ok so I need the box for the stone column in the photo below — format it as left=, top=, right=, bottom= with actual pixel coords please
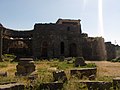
left=0, top=25, right=3, bottom=61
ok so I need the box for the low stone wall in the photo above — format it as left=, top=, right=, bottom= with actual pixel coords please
left=75, top=81, right=112, bottom=90
left=113, top=77, right=120, bottom=90
left=0, top=83, right=24, bottom=90
left=39, top=82, right=63, bottom=90
left=70, top=68, right=97, bottom=79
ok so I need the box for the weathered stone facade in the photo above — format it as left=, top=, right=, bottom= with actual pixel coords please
left=0, top=24, right=2, bottom=61
left=82, top=33, right=107, bottom=60
left=105, top=42, right=116, bottom=60
left=33, top=19, right=82, bottom=58
left=0, top=19, right=119, bottom=60
left=105, top=42, right=120, bottom=60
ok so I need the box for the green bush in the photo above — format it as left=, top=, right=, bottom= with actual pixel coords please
left=3, top=54, right=16, bottom=62
left=111, top=57, right=120, bottom=62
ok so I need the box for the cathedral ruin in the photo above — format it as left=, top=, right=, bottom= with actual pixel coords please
left=0, top=19, right=119, bottom=61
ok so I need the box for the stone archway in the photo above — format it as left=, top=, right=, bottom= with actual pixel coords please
left=69, top=43, right=77, bottom=57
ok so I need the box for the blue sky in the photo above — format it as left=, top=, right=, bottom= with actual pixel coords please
left=0, top=0, right=120, bottom=44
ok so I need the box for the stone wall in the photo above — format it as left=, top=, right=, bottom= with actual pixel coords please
left=115, top=45, right=120, bottom=58
left=0, top=83, right=24, bottom=90
left=105, top=42, right=117, bottom=60
left=0, top=19, right=119, bottom=60
left=82, top=34, right=107, bottom=60
left=2, top=28, right=33, bottom=57
left=33, top=19, right=82, bottom=58
left=0, top=24, right=3, bottom=61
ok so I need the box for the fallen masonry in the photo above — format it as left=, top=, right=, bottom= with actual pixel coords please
left=70, top=68, right=97, bottom=79
left=53, top=70, right=67, bottom=83
left=39, top=82, right=63, bottom=90
left=74, top=57, right=86, bottom=67
left=0, top=72, right=7, bottom=77
left=74, top=81, right=112, bottom=90
left=15, top=58, right=36, bottom=76
left=113, top=77, right=120, bottom=90
left=0, top=83, right=24, bottom=90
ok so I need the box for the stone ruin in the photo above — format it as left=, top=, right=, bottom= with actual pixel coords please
left=105, top=42, right=117, bottom=60
left=15, top=58, right=36, bottom=76
left=74, top=57, right=86, bottom=67
left=75, top=81, right=112, bottom=90
left=53, top=70, right=67, bottom=83
left=70, top=68, right=97, bottom=79
left=39, top=70, right=67, bottom=90
left=0, top=72, right=7, bottom=77
left=1, top=19, right=120, bottom=61
left=113, top=77, right=120, bottom=90
left=82, top=33, right=107, bottom=60
left=39, top=82, right=63, bottom=90
left=0, top=83, right=24, bottom=90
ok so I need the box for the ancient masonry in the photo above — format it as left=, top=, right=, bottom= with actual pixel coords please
left=0, top=19, right=119, bottom=60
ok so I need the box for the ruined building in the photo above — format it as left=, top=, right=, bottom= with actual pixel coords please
left=0, top=19, right=118, bottom=60
left=82, top=33, right=106, bottom=60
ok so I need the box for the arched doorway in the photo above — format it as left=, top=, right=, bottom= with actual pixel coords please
left=69, top=43, right=77, bottom=57
left=60, top=42, right=64, bottom=55
left=41, top=42, right=48, bottom=57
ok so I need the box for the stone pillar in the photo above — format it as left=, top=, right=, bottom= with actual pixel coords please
left=0, top=25, right=3, bottom=61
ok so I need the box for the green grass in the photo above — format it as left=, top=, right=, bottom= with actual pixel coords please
left=0, top=62, right=8, bottom=68
left=3, top=54, right=16, bottom=62
left=0, top=58, right=117, bottom=90
left=80, top=63, right=97, bottom=68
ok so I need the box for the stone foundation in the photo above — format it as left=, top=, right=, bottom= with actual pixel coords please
left=53, top=70, right=67, bottom=83
left=113, top=77, right=120, bottom=90
left=75, top=81, right=112, bottom=90
left=70, top=68, right=97, bottom=79
left=39, top=82, right=63, bottom=90
left=0, top=83, right=24, bottom=90
left=15, top=58, right=35, bottom=76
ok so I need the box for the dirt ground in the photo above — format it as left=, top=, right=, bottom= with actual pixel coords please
left=86, top=61, right=120, bottom=77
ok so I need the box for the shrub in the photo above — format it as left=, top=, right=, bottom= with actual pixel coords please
left=3, top=54, right=16, bottom=62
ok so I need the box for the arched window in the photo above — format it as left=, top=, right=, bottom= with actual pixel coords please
left=60, top=42, right=64, bottom=55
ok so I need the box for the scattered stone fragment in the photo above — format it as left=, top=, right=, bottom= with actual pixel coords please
left=39, top=82, right=63, bottom=90
left=74, top=57, right=86, bottom=67
left=0, top=83, right=24, bottom=90
left=75, top=81, right=112, bottom=90
left=48, top=67, right=58, bottom=72
left=28, top=71, right=38, bottom=80
left=15, top=58, right=36, bottom=76
left=89, top=74, right=96, bottom=80
left=0, top=72, right=7, bottom=77
left=70, top=68, right=97, bottom=79
left=53, top=70, right=67, bottom=83
left=113, top=77, right=120, bottom=90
